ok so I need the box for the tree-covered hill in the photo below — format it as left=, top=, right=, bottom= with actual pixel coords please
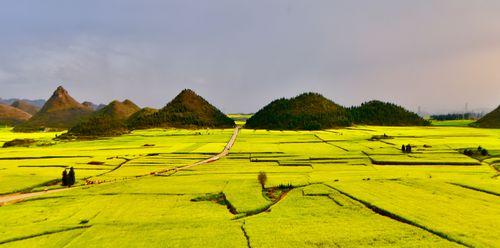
left=245, top=92, right=351, bottom=130
left=349, top=100, right=429, bottom=126
left=67, top=100, right=140, bottom=137
left=472, top=105, right=500, bottom=128
left=127, top=89, right=235, bottom=129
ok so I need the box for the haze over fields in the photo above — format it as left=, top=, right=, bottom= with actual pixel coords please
left=1, top=1, right=499, bottom=114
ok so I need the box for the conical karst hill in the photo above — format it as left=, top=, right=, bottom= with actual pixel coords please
left=473, top=105, right=500, bottom=128
left=67, top=99, right=140, bottom=137
left=0, top=103, right=32, bottom=126
left=349, top=100, right=430, bottom=126
left=127, top=89, right=235, bottom=129
left=245, top=92, right=351, bottom=130
left=14, top=86, right=93, bottom=132
left=11, top=100, right=40, bottom=115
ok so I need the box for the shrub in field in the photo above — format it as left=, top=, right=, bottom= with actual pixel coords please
left=481, top=149, right=488, bottom=156
left=258, top=172, right=267, bottom=189
left=403, top=144, right=412, bottom=153
left=463, top=146, right=489, bottom=157
left=2, top=138, right=36, bottom=148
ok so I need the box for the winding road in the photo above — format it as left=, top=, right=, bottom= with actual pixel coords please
left=0, top=127, right=240, bottom=206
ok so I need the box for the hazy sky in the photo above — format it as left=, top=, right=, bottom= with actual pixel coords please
left=1, top=0, right=499, bottom=114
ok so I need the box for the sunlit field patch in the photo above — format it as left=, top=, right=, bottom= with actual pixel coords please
left=0, top=125, right=498, bottom=247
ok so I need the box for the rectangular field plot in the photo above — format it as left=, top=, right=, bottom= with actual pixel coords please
left=369, top=153, right=481, bottom=165
left=243, top=188, right=458, bottom=247
left=328, top=179, right=500, bottom=247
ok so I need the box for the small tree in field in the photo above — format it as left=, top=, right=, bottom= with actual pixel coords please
left=405, top=144, right=412, bottom=153
left=61, top=170, right=68, bottom=186
left=258, top=171, right=267, bottom=189
left=481, top=149, right=488, bottom=156
left=67, top=167, right=76, bottom=186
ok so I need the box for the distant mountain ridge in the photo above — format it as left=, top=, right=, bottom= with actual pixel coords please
left=83, top=101, right=106, bottom=111
left=0, top=103, right=32, bottom=126
left=0, top=98, right=45, bottom=108
left=10, top=100, right=40, bottom=115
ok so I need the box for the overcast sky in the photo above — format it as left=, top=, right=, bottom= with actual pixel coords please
left=0, top=0, right=499, bottom=114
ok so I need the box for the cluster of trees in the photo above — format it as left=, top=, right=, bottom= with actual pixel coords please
left=430, top=113, right=482, bottom=121
left=463, top=146, right=488, bottom=156
left=61, top=167, right=75, bottom=187
left=245, top=93, right=351, bottom=130
left=401, top=144, right=412, bottom=153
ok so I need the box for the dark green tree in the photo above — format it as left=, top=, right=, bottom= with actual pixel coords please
left=405, top=144, right=412, bottom=153
left=68, top=167, right=75, bottom=186
left=61, top=170, right=68, bottom=186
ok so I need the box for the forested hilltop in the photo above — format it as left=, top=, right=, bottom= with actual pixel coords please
left=472, top=105, right=500, bottom=128
left=127, top=89, right=235, bottom=129
left=66, top=100, right=140, bottom=137
left=349, top=100, right=430, bottom=126
left=245, top=92, right=351, bottom=130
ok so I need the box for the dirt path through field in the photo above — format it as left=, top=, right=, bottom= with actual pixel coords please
left=0, top=127, right=240, bottom=206
left=0, top=188, right=70, bottom=206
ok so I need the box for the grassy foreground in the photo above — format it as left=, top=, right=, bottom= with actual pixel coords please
left=0, top=126, right=499, bottom=247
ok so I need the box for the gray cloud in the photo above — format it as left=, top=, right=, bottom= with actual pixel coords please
left=0, top=0, right=499, bottom=113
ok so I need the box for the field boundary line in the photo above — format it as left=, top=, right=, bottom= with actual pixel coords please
left=314, top=134, right=349, bottom=151
left=240, top=222, right=252, bottom=248
left=0, top=225, right=91, bottom=245
left=323, top=183, right=472, bottom=248
left=447, top=182, right=499, bottom=197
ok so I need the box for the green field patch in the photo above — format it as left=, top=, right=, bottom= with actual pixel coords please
left=369, top=153, right=481, bottom=166
left=328, top=179, right=500, bottom=247
left=0, top=156, right=92, bottom=160
left=277, top=160, right=312, bottom=167
left=17, top=165, right=68, bottom=168
left=243, top=188, right=457, bottom=247
left=223, top=180, right=271, bottom=214
left=448, top=182, right=500, bottom=196
left=0, top=126, right=499, bottom=246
